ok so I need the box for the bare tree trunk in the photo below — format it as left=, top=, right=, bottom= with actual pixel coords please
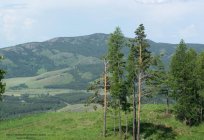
left=133, top=83, right=136, bottom=140
left=137, top=44, right=142, bottom=140
left=103, top=104, right=107, bottom=137
left=137, top=73, right=141, bottom=140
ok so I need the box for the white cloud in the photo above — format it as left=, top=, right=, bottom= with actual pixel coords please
left=134, top=0, right=169, bottom=4
left=0, top=0, right=204, bottom=46
left=179, top=24, right=198, bottom=39
left=1, top=9, right=18, bottom=40
left=23, top=18, right=36, bottom=29
left=133, top=0, right=195, bottom=4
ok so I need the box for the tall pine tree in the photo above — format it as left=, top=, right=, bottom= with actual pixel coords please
left=128, top=24, right=151, bottom=140
left=107, top=27, right=125, bottom=139
left=170, top=40, right=201, bottom=125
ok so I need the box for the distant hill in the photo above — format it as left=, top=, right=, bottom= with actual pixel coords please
left=0, top=33, right=204, bottom=90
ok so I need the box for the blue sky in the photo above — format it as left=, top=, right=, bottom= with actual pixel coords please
left=0, top=0, right=203, bottom=47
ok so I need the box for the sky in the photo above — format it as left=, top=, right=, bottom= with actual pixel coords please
left=0, top=0, right=203, bottom=48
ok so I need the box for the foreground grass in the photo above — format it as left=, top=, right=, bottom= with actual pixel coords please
left=0, top=104, right=204, bottom=140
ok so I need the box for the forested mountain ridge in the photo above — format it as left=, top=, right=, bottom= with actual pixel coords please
left=0, top=33, right=108, bottom=78
left=0, top=33, right=204, bottom=89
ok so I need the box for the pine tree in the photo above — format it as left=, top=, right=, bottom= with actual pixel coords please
left=128, top=24, right=151, bottom=140
left=152, top=54, right=171, bottom=114
left=120, top=81, right=131, bottom=139
left=126, top=41, right=138, bottom=140
left=107, top=27, right=125, bottom=139
left=170, top=40, right=201, bottom=125
left=195, top=52, right=204, bottom=122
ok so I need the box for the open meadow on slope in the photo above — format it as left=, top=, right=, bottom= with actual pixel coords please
left=1, top=104, right=204, bottom=140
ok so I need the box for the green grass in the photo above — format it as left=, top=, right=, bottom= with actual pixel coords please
left=4, top=62, right=103, bottom=90
left=57, top=104, right=102, bottom=112
left=4, top=68, right=74, bottom=90
left=1, top=104, right=204, bottom=140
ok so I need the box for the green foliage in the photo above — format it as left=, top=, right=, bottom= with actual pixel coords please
left=37, top=68, right=47, bottom=75
left=0, top=56, right=6, bottom=101
left=107, top=27, right=125, bottom=97
left=126, top=41, right=137, bottom=100
left=107, top=27, right=127, bottom=108
left=170, top=40, right=204, bottom=125
left=134, top=24, right=151, bottom=71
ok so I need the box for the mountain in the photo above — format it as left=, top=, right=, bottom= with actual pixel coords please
left=0, top=33, right=204, bottom=90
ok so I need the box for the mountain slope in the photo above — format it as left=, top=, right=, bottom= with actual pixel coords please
left=0, top=33, right=204, bottom=90
left=0, top=33, right=107, bottom=78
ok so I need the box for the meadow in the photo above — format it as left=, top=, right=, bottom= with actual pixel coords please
left=0, top=104, right=204, bottom=140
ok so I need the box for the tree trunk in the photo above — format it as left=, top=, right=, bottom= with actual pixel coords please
left=133, top=82, right=136, bottom=140
left=201, top=100, right=203, bottom=122
left=103, top=61, right=108, bottom=137
left=118, top=102, right=122, bottom=140
left=166, top=92, right=169, bottom=115
left=114, top=108, right=116, bottom=136
left=103, top=105, right=107, bottom=137
left=137, top=73, right=141, bottom=140
left=125, top=111, right=128, bottom=140
left=137, top=44, right=142, bottom=140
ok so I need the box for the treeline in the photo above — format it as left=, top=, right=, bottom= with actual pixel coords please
left=88, top=24, right=204, bottom=140
left=0, top=92, right=91, bottom=120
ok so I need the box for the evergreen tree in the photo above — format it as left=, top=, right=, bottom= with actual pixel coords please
left=128, top=24, right=151, bottom=140
left=107, top=27, right=126, bottom=139
left=170, top=40, right=201, bottom=125
left=152, top=54, right=171, bottom=114
left=195, top=52, right=204, bottom=121
left=120, top=81, right=131, bottom=139
left=126, top=39, right=138, bottom=140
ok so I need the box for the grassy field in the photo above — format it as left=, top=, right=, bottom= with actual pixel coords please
left=4, top=62, right=103, bottom=90
left=4, top=68, right=75, bottom=90
left=1, top=104, right=204, bottom=140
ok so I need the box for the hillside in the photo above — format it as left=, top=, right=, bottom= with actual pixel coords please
left=0, top=104, right=204, bottom=140
left=1, top=33, right=204, bottom=90
left=0, top=33, right=108, bottom=78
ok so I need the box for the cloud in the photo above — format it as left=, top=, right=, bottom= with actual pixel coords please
left=133, top=0, right=195, bottom=4
left=1, top=10, right=18, bottom=40
left=179, top=24, right=198, bottom=39
left=0, top=0, right=204, bottom=47
left=0, top=2, right=36, bottom=44
left=0, top=3, right=27, bottom=9
left=134, top=0, right=169, bottom=4
left=23, top=18, right=36, bottom=29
